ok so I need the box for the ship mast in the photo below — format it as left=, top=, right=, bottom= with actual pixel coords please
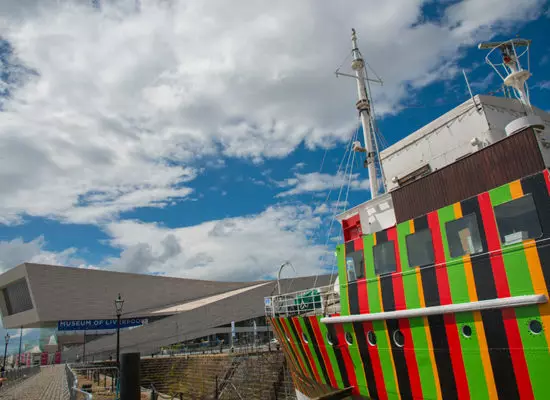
left=336, top=29, right=382, bottom=199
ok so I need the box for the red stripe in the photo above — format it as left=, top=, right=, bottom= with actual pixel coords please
left=292, top=317, right=321, bottom=382
left=354, top=238, right=370, bottom=313
left=428, top=211, right=470, bottom=399
left=544, top=169, right=550, bottom=194
left=478, top=193, right=534, bottom=398
left=387, top=227, right=423, bottom=399
left=478, top=193, right=510, bottom=297
left=309, top=316, right=337, bottom=388
left=334, top=323, right=359, bottom=395
left=363, top=321, right=388, bottom=400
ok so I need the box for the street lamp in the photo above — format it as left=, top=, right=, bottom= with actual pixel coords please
left=114, top=293, right=124, bottom=366
left=3, top=332, right=10, bottom=374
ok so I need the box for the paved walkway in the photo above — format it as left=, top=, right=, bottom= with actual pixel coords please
left=0, top=365, right=70, bottom=400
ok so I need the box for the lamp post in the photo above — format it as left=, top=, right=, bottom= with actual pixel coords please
left=17, top=327, right=22, bottom=369
left=3, top=332, right=10, bottom=374
left=114, top=293, right=124, bottom=366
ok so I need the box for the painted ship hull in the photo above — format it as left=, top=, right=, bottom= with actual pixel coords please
left=269, top=169, right=550, bottom=399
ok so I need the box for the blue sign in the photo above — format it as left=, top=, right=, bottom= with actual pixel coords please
left=57, top=318, right=147, bottom=331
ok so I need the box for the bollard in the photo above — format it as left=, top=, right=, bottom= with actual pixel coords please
left=120, top=352, right=140, bottom=400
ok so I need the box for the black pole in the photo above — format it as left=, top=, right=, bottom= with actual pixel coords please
left=120, top=352, right=140, bottom=400
left=83, top=329, right=86, bottom=363
left=116, top=315, right=121, bottom=366
left=17, top=327, right=22, bottom=369
left=2, top=339, right=8, bottom=372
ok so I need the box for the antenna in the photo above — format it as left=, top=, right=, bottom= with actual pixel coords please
left=335, top=29, right=384, bottom=199
left=478, top=38, right=532, bottom=111
left=478, top=38, right=544, bottom=135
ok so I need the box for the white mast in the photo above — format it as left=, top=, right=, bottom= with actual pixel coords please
left=350, top=29, right=379, bottom=198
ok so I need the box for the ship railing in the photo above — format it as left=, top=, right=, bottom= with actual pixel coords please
left=264, top=285, right=340, bottom=318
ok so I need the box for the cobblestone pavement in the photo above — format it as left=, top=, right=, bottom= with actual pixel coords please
left=0, top=365, right=70, bottom=400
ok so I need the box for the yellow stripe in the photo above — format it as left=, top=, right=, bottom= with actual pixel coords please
left=524, top=240, right=550, bottom=347
left=473, top=311, right=498, bottom=399
left=416, top=267, right=442, bottom=399
left=409, top=220, right=415, bottom=234
left=463, top=256, right=478, bottom=302
left=509, top=180, right=523, bottom=199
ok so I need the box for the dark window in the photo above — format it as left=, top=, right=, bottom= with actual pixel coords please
left=373, top=241, right=397, bottom=275
left=406, top=229, right=435, bottom=268
left=346, top=250, right=365, bottom=281
left=494, top=194, right=542, bottom=245
left=445, top=213, right=484, bottom=258
left=2, top=279, right=33, bottom=315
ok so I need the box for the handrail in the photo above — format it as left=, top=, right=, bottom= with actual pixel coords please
left=66, top=364, right=93, bottom=400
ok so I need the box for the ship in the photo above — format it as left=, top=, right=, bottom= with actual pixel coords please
left=265, top=29, right=550, bottom=400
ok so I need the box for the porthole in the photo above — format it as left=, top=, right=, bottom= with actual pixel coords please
left=529, top=320, right=543, bottom=335
left=462, top=325, right=472, bottom=338
left=326, top=332, right=334, bottom=345
left=393, top=330, right=405, bottom=347
left=345, top=332, right=354, bottom=345
left=367, top=331, right=377, bottom=346
left=302, top=333, right=309, bottom=343
left=285, top=333, right=291, bottom=342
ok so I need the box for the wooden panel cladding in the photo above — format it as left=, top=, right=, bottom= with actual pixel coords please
left=391, top=128, right=545, bottom=223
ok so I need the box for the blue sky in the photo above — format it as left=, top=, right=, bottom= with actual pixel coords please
left=0, top=0, right=549, bottom=351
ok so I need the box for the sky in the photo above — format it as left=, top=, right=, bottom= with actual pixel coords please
left=0, top=0, right=549, bottom=351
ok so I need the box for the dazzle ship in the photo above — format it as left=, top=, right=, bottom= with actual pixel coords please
left=265, top=30, right=550, bottom=399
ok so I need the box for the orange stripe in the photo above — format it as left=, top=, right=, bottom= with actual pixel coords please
left=462, top=257, right=478, bottom=302
left=523, top=240, right=550, bottom=347
left=509, top=180, right=523, bottom=199
left=416, top=267, right=442, bottom=400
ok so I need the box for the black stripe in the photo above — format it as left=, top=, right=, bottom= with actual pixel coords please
left=479, top=310, right=520, bottom=400
left=348, top=280, right=360, bottom=315
left=462, top=196, right=520, bottom=398
left=325, top=324, right=350, bottom=387
left=426, top=315, right=458, bottom=400
left=352, top=322, right=379, bottom=400
left=380, top=275, right=395, bottom=312
left=287, top=318, right=314, bottom=377
left=521, top=172, right=550, bottom=293
left=303, top=317, right=330, bottom=385
left=376, top=230, right=388, bottom=243
left=414, top=215, right=429, bottom=231
left=386, top=319, right=413, bottom=400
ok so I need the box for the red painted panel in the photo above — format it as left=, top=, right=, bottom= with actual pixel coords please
left=334, top=323, right=359, bottom=395
left=363, top=321, right=388, bottom=400
left=309, top=316, right=338, bottom=388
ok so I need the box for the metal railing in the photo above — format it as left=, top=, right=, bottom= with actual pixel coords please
left=264, top=285, right=340, bottom=318
left=0, top=366, right=41, bottom=391
left=66, top=364, right=97, bottom=400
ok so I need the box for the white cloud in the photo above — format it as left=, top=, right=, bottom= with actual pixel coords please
left=104, top=204, right=330, bottom=281
left=276, top=171, right=370, bottom=197
left=0, top=236, right=88, bottom=273
left=0, top=0, right=545, bottom=225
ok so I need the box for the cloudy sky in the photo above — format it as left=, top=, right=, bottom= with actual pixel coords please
left=1, top=0, right=549, bottom=300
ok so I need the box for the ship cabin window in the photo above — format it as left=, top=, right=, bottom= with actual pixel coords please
left=346, top=250, right=365, bottom=282
left=494, top=194, right=542, bottom=245
left=406, top=229, right=435, bottom=268
left=373, top=241, right=397, bottom=276
left=445, top=213, right=484, bottom=258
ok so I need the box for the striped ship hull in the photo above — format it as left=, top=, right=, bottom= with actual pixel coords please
left=270, top=169, right=550, bottom=399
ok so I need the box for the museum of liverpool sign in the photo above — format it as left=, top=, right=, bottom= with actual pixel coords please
left=57, top=318, right=148, bottom=331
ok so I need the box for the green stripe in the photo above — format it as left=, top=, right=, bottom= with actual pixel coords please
left=336, top=244, right=349, bottom=316
left=298, top=318, right=326, bottom=384
left=316, top=315, right=344, bottom=388
left=375, top=320, right=400, bottom=398
left=438, top=204, right=489, bottom=399
left=489, top=184, right=550, bottom=399
left=397, top=221, right=437, bottom=400
left=363, top=235, right=381, bottom=313
left=344, top=323, right=369, bottom=396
